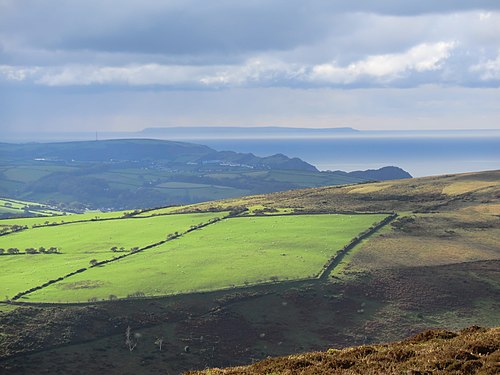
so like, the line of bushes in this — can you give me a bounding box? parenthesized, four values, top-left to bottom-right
(317, 213, 398, 280)
(7, 215, 227, 303)
(0, 246, 60, 255)
(0, 224, 28, 236)
(10, 267, 87, 301)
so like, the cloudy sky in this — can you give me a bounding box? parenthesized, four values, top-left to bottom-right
(1, 0, 500, 132)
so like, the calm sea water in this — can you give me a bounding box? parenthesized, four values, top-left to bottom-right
(201, 136, 500, 177)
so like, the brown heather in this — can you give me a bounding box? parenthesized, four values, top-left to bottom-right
(186, 326, 499, 375)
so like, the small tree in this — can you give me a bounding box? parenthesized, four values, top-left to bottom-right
(25, 248, 38, 254)
(111, 246, 118, 252)
(154, 337, 164, 351)
(89, 259, 98, 266)
(47, 247, 58, 254)
(125, 326, 137, 352)
(0, 248, 4, 255)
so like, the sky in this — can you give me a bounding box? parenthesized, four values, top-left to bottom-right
(1, 0, 500, 133)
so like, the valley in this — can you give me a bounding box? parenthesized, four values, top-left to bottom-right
(0, 139, 410, 212)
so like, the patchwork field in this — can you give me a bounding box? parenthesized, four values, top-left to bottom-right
(49, 214, 387, 302)
(1, 213, 386, 303)
(0, 197, 64, 217)
(0, 212, 226, 301)
(0, 171, 499, 375)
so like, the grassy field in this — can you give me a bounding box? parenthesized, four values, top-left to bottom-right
(22, 214, 386, 302)
(0, 209, 133, 230)
(0, 197, 64, 217)
(0, 212, 225, 301)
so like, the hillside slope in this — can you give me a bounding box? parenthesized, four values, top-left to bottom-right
(0, 170, 497, 374)
(187, 326, 500, 375)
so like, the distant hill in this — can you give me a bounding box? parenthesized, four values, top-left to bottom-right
(0, 139, 411, 210)
(334, 166, 412, 181)
(140, 126, 359, 138)
(0, 139, 317, 171)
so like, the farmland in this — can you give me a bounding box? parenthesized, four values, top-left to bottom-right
(0, 139, 412, 211)
(0, 212, 386, 303)
(0, 197, 64, 218)
(0, 212, 227, 301)
(0, 170, 498, 375)
(27, 214, 386, 302)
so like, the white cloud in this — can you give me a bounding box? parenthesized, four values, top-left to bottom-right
(309, 42, 456, 84)
(200, 58, 305, 87)
(479, 12, 492, 21)
(34, 64, 210, 86)
(470, 52, 500, 80)
(0, 42, 484, 89)
(0, 64, 40, 81)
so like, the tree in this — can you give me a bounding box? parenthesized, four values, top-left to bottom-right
(111, 246, 118, 252)
(38, 246, 46, 253)
(7, 248, 19, 255)
(89, 259, 98, 266)
(154, 337, 164, 351)
(0, 248, 4, 255)
(125, 326, 137, 352)
(25, 248, 38, 254)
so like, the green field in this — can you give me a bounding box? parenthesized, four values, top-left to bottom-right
(0, 209, 135, 229)
(0, 197, 65, 217)
(18, 214, 386, 302)
(0, 212, 226, 300)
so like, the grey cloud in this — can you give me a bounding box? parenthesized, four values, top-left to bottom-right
(2, 0, 500, 60)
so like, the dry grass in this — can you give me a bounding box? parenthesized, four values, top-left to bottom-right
(442, 181, 499, 195)
(186, 326, 500, 375)
(182, 170, 500, 214)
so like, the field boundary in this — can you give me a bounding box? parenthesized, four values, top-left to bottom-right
(317, 213, 397, 280)
(0, 210, 230, 238)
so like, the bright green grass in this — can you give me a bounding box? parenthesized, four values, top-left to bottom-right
(134, 206, 185, 217)
(0, 209, 134, 228)
(27, 214, 387, 302)
(0, 212, 225, 300)
(0, 197, 65, 217)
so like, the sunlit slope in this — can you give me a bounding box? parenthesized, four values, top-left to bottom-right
(24, 214, 386, 302)
(183, 170, 500, 213)
(0, 197, 64, 217)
